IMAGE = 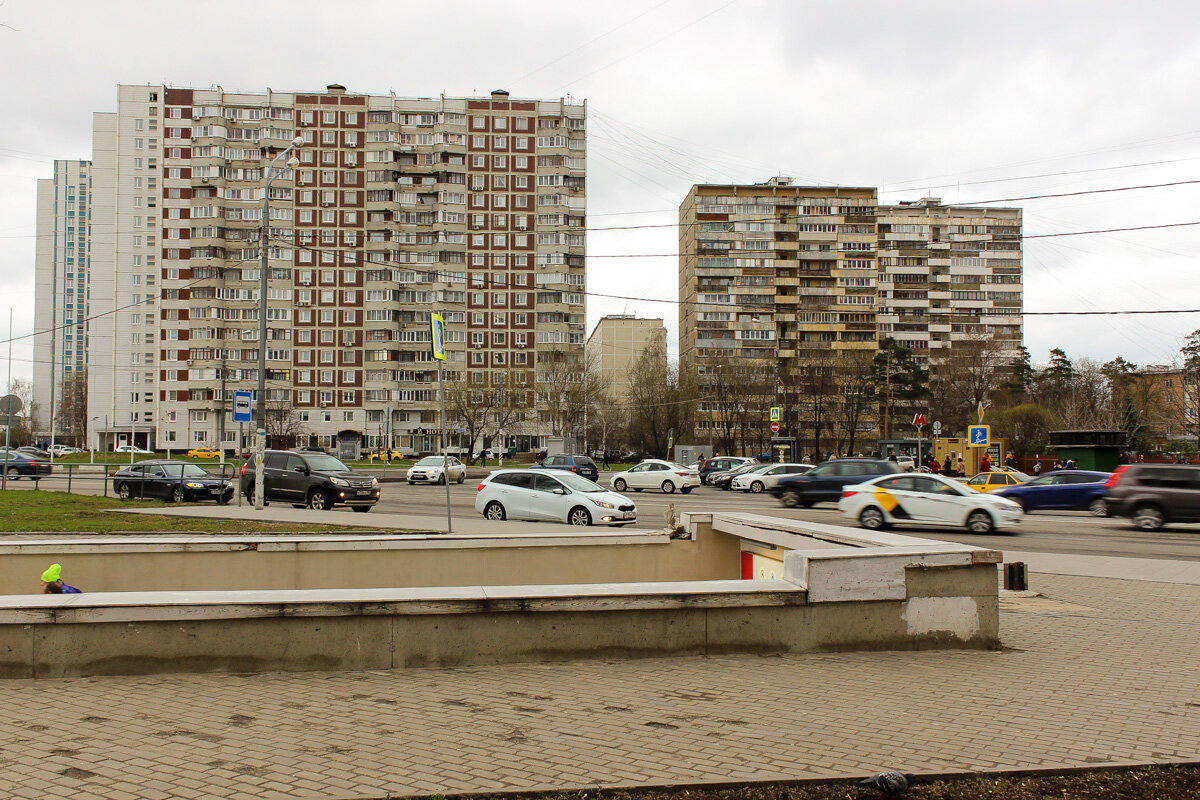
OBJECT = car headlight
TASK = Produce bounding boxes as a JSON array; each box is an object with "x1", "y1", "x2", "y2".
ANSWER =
[
  {"x1": 185, "y1": 482, "x2": 203, "y2": 488},
  {"x1": 590, "y1": 498, "x2": 615, "y2": 509},
  {"x1": 330, "y1": 477, "x2": 349, "y2": 487},
  {"x1": 371, "y1": 477, "x2": 379, "y2": 487}
]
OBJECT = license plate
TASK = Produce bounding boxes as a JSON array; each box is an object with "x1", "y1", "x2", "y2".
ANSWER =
[{"x1": 357, "y1": 490, "x2": 371, "y2": 495}]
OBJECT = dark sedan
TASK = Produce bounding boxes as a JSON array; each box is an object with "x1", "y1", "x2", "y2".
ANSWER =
[
  {"x1": 994, "y1": 470, "x2": 1111, "y2": 516},
  {"x1": 112, "y1": 460, "x2": 234, "y2": 503},
  {"x1": 1, "y1": 452, "x2": 53, "y2": 479}
]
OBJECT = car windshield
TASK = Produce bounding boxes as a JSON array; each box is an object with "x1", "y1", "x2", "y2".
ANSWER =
[
  {"x1": 731, "y1": 463, "x2": 760, "y2": 474},
  {"x1": 556, "y1": 473, "x2": 605, "y2": 492},
  {"x1": 304, "y1": 455, "x2": 350, "y2": 472},
  {"x1": 745, "y1": 464, "x2": 774, "y2": 474},
  {"x1": 161, "y1": 463, "x2": 213, "y2": 478},
  {"x1": 416, "y1": 457, "x2": 446, "y2": 466}
]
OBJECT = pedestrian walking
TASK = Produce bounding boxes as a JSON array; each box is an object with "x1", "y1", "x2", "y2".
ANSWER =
[
  {"x1": 980, "y1": 453, "x2": 992, "y2": 473},
  {"x1": 601, "y1": 449, "x2": 610, "y2": 469},
  {"x1": 1033, "y1": 461, "x2": 1042, "y2": 476},
  {"x1": 928, "y1": 457, "x2": 941, "y2": 474},
  {"x1": 41, "y1": 563, "x2": 82, "y2": 594},
  {"x1": 1005, "y1": 451, "x2": 1017, "y2": 469},
  {"x1": 956, "y1": 454, "x2": 965, "y2": 476}
]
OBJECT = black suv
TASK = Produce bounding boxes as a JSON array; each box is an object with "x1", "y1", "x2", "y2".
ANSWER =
[
  {"x1": 1104, "y1": 463, "x2": 1200, "y2": 530},
  {"x1": 770, "y1": 458, "x2": 901, "y2": 508},
  {"x1": 240, "y1": 450, "x2": 380, "y2": 511}
]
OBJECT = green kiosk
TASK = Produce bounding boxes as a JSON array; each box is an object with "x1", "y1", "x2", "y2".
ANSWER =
[{"x1": 1049, "y1": 430, "x2": 1125, "y2": 472}]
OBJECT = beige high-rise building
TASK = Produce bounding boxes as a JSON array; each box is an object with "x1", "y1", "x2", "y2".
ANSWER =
[
  {"x1": 78, "y1": 83, "x2": 586, "y2": 454},
  {"x1": 678, "y1": 179, "x2": 1023, "y2": 452},
  {"x1": 586, "y1": 315, "x2": 667, "y2": 400}
]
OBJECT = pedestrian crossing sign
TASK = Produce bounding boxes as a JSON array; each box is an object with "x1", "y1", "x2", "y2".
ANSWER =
[{"x1": 967, "y1": 424, "x2": 990, "y2": 447}]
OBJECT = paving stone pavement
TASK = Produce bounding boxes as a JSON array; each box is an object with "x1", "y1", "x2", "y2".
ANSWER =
[{"x1": 1, "y1": 573, "x2": 1198, "y2": 800}]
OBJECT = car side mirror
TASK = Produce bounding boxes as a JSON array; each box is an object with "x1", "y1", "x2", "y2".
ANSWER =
[
  {"x1": 552, "y1": 488, "x2": 566, "y2": 495},
  {"x1": 295, "y1": 465, "x2": 308, "y2": 474}
]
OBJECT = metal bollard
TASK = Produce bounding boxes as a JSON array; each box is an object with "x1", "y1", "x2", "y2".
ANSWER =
[
  {"x1": 1003, "y1": 561, "x2": 1028, "y2": 591},
  {"x1": 67, "y1": 465, "x2": 72, "y2": 494}
]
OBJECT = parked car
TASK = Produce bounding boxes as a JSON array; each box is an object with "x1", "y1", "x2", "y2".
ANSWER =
[
  {"x1": 698, "y1": 456, "x2": 755, "y2": 485},
  {"x1": 535, "y1": 454, "x2": 599, "y2": 482},
  {"x1": 1104, "y1": 463, "x2": 1200, "y2": 530},
  {"x1": 111, "y1": 460, "x2": 234, "y2": 503},
  {"x1": 708, "y1": 461, "x2": 768, "y2": 490},
  {"x1": 367, "y1": 450, "x2": 406, "y2": 463},
  {"x1": 893, "y1": 455, "x2": 916, "y2": 472},
  {"x1": 48, "y1": 445, "x2": 83, "y2": 457},
  {"x1": 186, "y1": 447, "x2": 222, "y2": 460},
  {"x1": 0, "y1": 452, "x2": 53, "y2": 479},
  {"x1": 731, "y1": 463, "x2": 813, "y2": 493},
  {"x1": 964, "y1": 470, "x2": 1025, "y2": 493},
  {"x1": 475, "y1": 469, "x2": 636, "y2": 526},
  {"x1": 240, "y1": 449, "x2": 380, "y2": 511},
  {"x1": 839, "y1": 472, "x2": 1023, "y2": 534},
  {"x1": 994, "y1": 470, "x2": 1110, "y2": 515},
  {"x1": 16, "y1": 446, "x2": 51, "y2": 460},
  {"x1": 770, "y1": 458, "x2": 902, "y2": 508},
  {"x1": 407, "y1": 455, "x2": 466, "y2": 485},
  {"x1": 609, "y1": 459, "x2": 700, "y2": 494},
  {"x1": 115, "y1": 445, "x2": 154, "y2": 454}
]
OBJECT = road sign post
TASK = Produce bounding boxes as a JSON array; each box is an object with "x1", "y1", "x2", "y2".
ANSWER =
[
  {"x1": 770, "y1": 421, "x2": 780, "y2": 433},
  {"x1": 431, "y1": 312, "x2": 451, "y2": 534},
  {"x1": 769, "y1": 407, "x2": 781, "y2": 423},
  {"x1": 967, "y1": 424, "x2": 991, "y2": 447}
]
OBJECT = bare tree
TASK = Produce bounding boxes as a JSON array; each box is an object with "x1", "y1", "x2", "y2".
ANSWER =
[
  {"x1": 624, "y1": 342, "x2": 698, "y2": 459},
  {"x1": 446, "y1": 371, "x2": 524, "y2": 460},
  {"x1": 832, "y1": 349, "x2": 877, "y2": 456},
  {"x1": 264, "y1": 398, "x2": 308, "y2": 449},
  {"x1": 928, "y1": 334, "x2": 1007, "y2": 436},
  {"x1": 536, "y1": 348, "x2": 604, "y2": 445},
  {"x1": 57, "y1": 370, "x2": 89, "y2": 446},
  {"x1": 703, "y1": 352, "x2": 775, "y2": 455},
  {"x1": 781, "y1": 351, "x2": 838, "y2": 458}
]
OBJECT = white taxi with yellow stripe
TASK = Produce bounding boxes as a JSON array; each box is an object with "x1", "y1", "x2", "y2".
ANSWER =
[{"x1": 838, "y1": 472, "x2": 1023, "y2": 534}]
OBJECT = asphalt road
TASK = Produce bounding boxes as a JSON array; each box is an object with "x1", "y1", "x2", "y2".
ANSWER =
[{"x1": 9, "y1": 469, "x2": 1200, "y2": 561}]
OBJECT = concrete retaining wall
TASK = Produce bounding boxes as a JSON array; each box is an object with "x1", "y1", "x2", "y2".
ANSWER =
[
  {"x1": 0, "y1": 515, "x2": 1002, "y2": 678},
  {"x1": 0, "y1": 530, "x2": 742, "y2": 594}
]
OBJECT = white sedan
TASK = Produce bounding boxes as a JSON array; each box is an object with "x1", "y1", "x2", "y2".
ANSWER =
[
  {"x1": 838, "y1": 472, "x2": 1023, "y2": 534},
  {"x1": 475, "y1": 469, "x2": 636, "y2": 526},
  {"x1": 731, "y1": 463, "x2": 812, "y2": 493},
  {"x1": 115, "y1": 445, "x2": 154, "y2": 454},
  {"x1": 407, "y1": 455, "x2": 466, "y2": 485},
  {"x1": 609, "y1": 459, "x2": 701, "y2": 494}
]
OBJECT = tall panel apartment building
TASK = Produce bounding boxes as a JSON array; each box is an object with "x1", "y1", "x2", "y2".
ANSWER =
[
  {"x1": 84, "y1": 84, "x2": 585, "y2": 452},
  {"x1": 678, "y1": 179, "x2": 1023, "y2": 449},
  {"x1": 876, "y1": 198, "x2": 1023, "y2": 360},
  {"x1": 586, "y1": 315, "x2": 667, "y2": 401},
  {"x1": 33, "y1": 160, "x2": 92, "y2": 442}
]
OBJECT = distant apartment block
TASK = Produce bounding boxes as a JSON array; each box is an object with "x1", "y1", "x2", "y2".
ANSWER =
[
  {"x1": 33, "y1": 159, "x2": 92, "y2": 440},
  {"x1": 585, "y1": 315, "x2": 667, "y2": 401},
  {"x1": 76, "y1": 84, "x2": 585, "y2": 452},
  {"x1": 678, "y1": 178, "x2": 1023, "y2": 448}
]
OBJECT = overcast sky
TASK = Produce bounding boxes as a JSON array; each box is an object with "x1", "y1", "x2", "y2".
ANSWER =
[{"x1": 3, "y1": 0, "x2": 1200, "y2": 387}]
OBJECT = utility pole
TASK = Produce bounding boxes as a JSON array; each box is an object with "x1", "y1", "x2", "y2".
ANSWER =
[{"x1": 254, "y1": 136, "x2": 303, "y2": 510}]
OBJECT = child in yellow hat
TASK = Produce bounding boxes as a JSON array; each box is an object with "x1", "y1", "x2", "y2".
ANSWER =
[{"x1": 40, "y1": 563, "x2": 82, "y2": 594}]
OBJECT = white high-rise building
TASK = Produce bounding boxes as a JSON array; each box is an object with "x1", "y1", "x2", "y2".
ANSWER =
[
  {"x1": 75, "y1": 84, "x2": 587, "y2": 453},
  {"x1": 33, "y1": 159, "x2": 93, "y2": 445}
]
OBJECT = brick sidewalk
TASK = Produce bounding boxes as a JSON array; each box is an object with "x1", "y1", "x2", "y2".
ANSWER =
[{"x1": 1, "y1": 574, "x2": 1198, "y2": 800}]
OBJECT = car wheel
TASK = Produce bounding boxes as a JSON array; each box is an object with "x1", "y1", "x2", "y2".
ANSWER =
[
  {"x1": 750, "y1": 481, "x2": 765, "y2": 494},
  {"x1": 661, "y1": 480, "x2": 676, "y2": 494},
  {"x1": 1088, "y1": 498, "x2": 1108, "y2": 517},
  {"x1": 859, "y1": 506, "x2": 887, "y2": 530},
  {"x1": 307, "y1": 489, "x2": 332, "y2": 510},
  {"x1": 171, "y1": 486, "x2": 185, "y2": 503},
  {"x1": 680, "y1": 487, "x2": 692, "y2": 494},
  {"x1": 568, "y1": 506, "x2": 592, "y2": 526},
  {"x1": 457, "y1": 473, "x2": 465, "y2": 484},
  {"x1": 117, "y1": 482, "x2": 132, "y2": 500},
  {"x1": 484, "y1": 501, "x2": 506, "y2": 521},
  {"x1": 1133, "y1": 504, "x2": 1164, "y2": 531},
  {"x1": 407, "y1": 480, "x2": 415, "y2": 485},
  {"x1": 438, "y1": 473, "x2": 447, "y2": 485},
  {"x1": 780, "y1": 489, "x2": 801, "y2": 508},
  {"x1": 613, "y1": 478, "x2": 627, "y2": 491},
  {"x1": 966, "y1": 510, "x2": 994, "y2": 534},
  {"x1": 352, "y1": 506, "x2": 371, "y2": 513}
]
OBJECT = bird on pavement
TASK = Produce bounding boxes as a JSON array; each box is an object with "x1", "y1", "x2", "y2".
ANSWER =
[{"x1": 859, "y1": 770, "x2": 916, "y2": 796}]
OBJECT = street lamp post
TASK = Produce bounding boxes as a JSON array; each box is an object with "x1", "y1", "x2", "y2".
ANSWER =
[{"x1": 254, "y1": 136, "x2": 303, "y2": 510}]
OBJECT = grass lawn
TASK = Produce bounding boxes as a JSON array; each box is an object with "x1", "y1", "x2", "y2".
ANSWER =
[{"x1": 0, "y1": 492, "x2": 369, "y2": 534}]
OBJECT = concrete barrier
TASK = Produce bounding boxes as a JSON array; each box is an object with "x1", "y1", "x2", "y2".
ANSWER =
[{"x1": 0, "y1": 514, "x2": 1002, "y2": 678}]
